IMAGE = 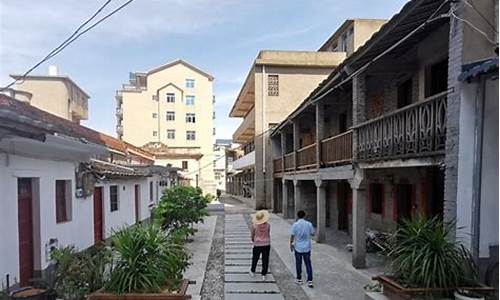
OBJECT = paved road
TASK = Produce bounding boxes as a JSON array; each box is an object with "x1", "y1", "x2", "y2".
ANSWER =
[{"x1": 224, "y1": 213, "x2": 285, "y2": 300}]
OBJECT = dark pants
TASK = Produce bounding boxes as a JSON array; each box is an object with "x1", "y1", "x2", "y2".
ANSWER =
[
  {"x1": 251, "y1": 245, "x2": 270, "y2": 275},
  {"x1": 295, "y1": 251, "x2": 313, "y2": 281}
]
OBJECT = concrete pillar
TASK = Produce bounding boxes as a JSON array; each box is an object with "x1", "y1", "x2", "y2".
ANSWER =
[
  {"x1": 349, "y1": 169, "x2": 367, "y2": 269},
  {"x1": 352, "y1": 75, "x2": 367, "y2": 160},
  {"x1": 280, "y1": 132, "x2": 286, "y2": 171},
  {"x1": 316, "y1": 101, "x2": 325, "y2": 169},
  {"x1": 293, "y1": 179, "x2": 302, "y2": 218},
  {"x1": 282, "y1": 179, "x2": 289, "y2": 218},
  {"x1": 315, "y1": 179, "x2": 326, "y2": 243}
]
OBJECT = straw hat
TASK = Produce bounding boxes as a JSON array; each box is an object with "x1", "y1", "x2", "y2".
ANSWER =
[{"x1": 252, "y1": 210, "x2": 270, "y2": 225}]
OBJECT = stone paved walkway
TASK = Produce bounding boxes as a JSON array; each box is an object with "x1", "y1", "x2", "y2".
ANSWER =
[{"x1": 224, "y1": 214, "x2": 285, "y2": 300}]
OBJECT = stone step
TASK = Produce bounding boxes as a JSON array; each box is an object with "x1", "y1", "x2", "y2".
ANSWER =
[
  {"x1": 225, "y1": 273, "x2": 275, "y2": 283},
  {"x1": 225, "y1": 294, "x2": 284, "y2": 300},
  {"x1": 226, "y1": 266, "x2": 272, "y2": 274},
  {"x1": 225, "y1": 282, "x2": 281, "y2": 294},
  {"x1": 226, "y1": 254, "x2": 253, "y2": 259},
  {"x1": 225, "y1": 259, "x2": 256, "y2": 266}
]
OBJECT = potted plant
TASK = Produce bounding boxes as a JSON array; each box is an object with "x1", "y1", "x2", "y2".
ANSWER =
[
  {"x1": 89, "y1": 223, "x2": 191, "y2": 300},
  {"x1": 371, "y1": 216, "x2": 495, "y2": 300}
]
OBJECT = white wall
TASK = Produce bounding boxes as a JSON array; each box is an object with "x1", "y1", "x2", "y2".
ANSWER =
[
  {"x1": 0, "y1": 153, "x2": 93, "y2": 283},
  {"x1": 0, "y1": 153, "x2": 159, "y2": 286}
]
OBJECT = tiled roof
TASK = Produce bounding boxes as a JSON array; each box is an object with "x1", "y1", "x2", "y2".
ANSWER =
[
  {"x1": 91, "y1": 160, "x2": 148, "y2": 178},
  {"x1": 0, "y1": 94, "x2": 154, "y2": 161},
  {"x1": 459, "y1": 57, "x2": 499, "y2": 82}
]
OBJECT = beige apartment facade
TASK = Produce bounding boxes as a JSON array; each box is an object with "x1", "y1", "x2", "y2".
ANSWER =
[
  {"x1": 10, "y1": 67, "x2": 89, "y2": 124},
  {"x1": 116, "y1": 60, "x2": 216, "y2": 194}
]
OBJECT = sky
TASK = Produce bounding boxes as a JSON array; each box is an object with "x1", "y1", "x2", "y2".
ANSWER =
[{"x1": 0, "y1": 0, "x2": 408, "y2": 140}]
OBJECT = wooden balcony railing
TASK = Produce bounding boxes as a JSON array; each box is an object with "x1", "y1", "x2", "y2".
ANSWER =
[
  {"x1": 297, "y1": 143, "x2": 317, "y2": 169},
  {"x1": 284, "y1": 152, "x2": 295, "y2": 171},
  {"x1": 273, "y1": 157, "x2": 283, "y2": 173},
  {"x1": 355, "y1": 91, "x2": 447, "y2": 161},
  {"x1": 321, "y1": 130, "x2": 353, "y2": 165}
]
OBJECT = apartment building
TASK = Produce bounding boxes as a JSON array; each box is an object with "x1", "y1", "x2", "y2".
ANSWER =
[
  {"x1": 227, "y1": 20, "x2": 386, "y2": 209},
  {"x1": 213, "y1": 139, "x2": 232, "y2": 192},
  {"x1": 116, "y1": 60, "x2": 216, "y2": 194},
  {"x1": 10, "y1": 66, "x2": 89, "y2": 124},
  {"x1": 270, "y1": 0, "x2": 498, "y2": 277}
]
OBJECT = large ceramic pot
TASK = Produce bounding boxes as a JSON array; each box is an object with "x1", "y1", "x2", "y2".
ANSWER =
[
  {"x1": 10, "y1": 287, "x2": 49, "y2": 300},
  {"x1": 88, "y1": 279, "x2": 191, "y2": 300}
]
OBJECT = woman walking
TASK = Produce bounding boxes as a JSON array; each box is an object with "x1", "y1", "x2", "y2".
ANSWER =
[{"x1": 249, "y1": 210, "x2": 271, "y2": 280}]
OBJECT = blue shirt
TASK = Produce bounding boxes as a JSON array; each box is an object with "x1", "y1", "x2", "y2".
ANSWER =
[{"x1": 290, "y1": 219, "x2": 315, "y2": 253}]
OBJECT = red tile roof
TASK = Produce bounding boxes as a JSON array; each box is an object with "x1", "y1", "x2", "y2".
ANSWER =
[{"x1": 0, "y1": 94, "x2": 154, "y2": 162}]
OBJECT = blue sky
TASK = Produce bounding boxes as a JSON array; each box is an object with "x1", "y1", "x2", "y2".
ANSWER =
[{"x1": 0, "y1": 0, "x2": 407, "y2": 140}]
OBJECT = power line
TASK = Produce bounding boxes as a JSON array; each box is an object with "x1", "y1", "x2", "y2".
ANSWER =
[{"x1": 1, "y1": 0, "x2": 135, "y2": 91}]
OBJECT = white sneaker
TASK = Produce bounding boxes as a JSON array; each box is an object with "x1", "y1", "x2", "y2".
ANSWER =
[
  {"x1": 307, "y1": 281, "x2": 314, "y2": 288},
  {"x1": 262, "y1": 275, "x2": 267, "y2": 280},
  {"x1": 249, "y1": 271, "x2": 255, "y2": 278},
  {"x1": 295, "y1": 279, "x2": 303, "y2": 285}
]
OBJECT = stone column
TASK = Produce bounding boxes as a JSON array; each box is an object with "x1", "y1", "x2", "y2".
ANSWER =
[
  {"x1": 316, "y1": 101, "x2": 325, "y2": 169},
  {"x1": 282, "y1": 179, "x2": 289, "y2": 218},
  {"x1": 315, "y1": 178, "x2": 326, "y2": 243},
  {"x1": 349, "y1": 169, "x2": 367, "y2": 269},
  {"x1": 293, "y1": 179, "x2": 302, "y2": 217}
]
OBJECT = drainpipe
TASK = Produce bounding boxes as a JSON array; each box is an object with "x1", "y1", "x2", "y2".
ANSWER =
[
  {"x1": 262, "y1": 65, "x2": 267, "y2": 174},
  {"x1": 471, "y1": 78, "x2": 486, "y2": 260}
]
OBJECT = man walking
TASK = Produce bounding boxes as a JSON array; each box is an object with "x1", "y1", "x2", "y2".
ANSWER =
[{"x1": 290, "y1": 210, "x2": 315, "y2": 287}]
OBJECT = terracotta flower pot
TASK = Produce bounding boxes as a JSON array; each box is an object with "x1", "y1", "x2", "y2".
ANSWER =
[{"x1": 88, "y1": 279, "x2": 191, "y2": 300}]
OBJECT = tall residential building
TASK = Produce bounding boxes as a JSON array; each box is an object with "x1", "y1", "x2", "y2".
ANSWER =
[
  {"x1": 227, "y1": 19, "x2": 387, "y2": 209},
  {"x1": 116, "y1": 60, "x2": 216, "y2": 194},
  {"x1": 9, "y1": 66, "x2": 89, "y2": 124},
  {"x1": 213, "y1": 139, "x2": 232, "y2": 192}
]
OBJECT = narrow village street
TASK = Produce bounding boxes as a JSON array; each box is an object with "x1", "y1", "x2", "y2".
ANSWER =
[{"x1": 189, "y1": 195, "x2": 377, "y2": 300}]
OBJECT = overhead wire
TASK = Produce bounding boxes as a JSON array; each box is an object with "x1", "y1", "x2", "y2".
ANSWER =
[{"x1": 1, "y1": 0, "x2": 135, "y2": 91}]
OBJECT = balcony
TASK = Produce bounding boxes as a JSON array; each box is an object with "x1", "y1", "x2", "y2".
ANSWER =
[
  {"x1": 233, "y1": 108, "x2": 255, "y2": 144},
  {"x1": 320, "y1": 130, "x2": 352, "y2": 165},
  {"x1": 233, "y1": 150, "x2": 255, "y2": 170},
  {"x1": 116, "y1": 125, "x2": 123, "y2": 136},
  {"x1": 116, "y1": 107, "x2": 123, "y2": 118},
  {"x1": 273, "y1": 157, "x2": 283, "y2": 173},
  {"x1": 355, "y1": 92, "x2": 447, "y2": 162},
  {"x1": 297, "y1": 143, "x2": 316, "y2": 169},
  {"x1": 284, "y1": 152, "x2": 294, "y2": 171}
]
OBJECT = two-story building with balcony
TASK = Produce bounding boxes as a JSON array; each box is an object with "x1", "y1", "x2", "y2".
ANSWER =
[
  {"x1": 228, "y1": 20, "x2": 387, "y2": 209},
  {"x1": 270, "y1": 0, "x2": 498, "y2": 273}
]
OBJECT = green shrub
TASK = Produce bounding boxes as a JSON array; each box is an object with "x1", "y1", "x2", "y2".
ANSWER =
[
  {"x1": 105, "y1": 224, "x2": 190, "y2": 294},
  {"x1": 51, "y1": 243, "x2": 112, "y2": 300},
  {"x1": 387, "y1": 216, "x2": 478, "y2": 290},
  {"x1": 153, "y1": 186, "x2": 210, "y2": 235}
]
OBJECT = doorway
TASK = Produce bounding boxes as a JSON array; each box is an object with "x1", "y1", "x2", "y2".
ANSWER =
[
  {"x1": 396, "y1": 183, "x2": 413, "y2": 222},
  {"x1": 134, "y1": 185, "x2": 141, "y2": 223},
  {"x1": 337, "y1": 181, "x2": 350, "y2": 231},
  {"x1": 17, "y1": 178, "x2": 34, "y2": 286},
  {"x1": 93, "y1": 187, "x2": 104, "y2": 243}
]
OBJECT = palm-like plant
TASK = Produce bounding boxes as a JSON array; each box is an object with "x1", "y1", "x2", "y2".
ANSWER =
[
  {"x1": 105, "y1": 224, "x2": 190, "y2": 294},
  {"x1": 388, "y1": 216, "x2": 478, "y2": 290}
]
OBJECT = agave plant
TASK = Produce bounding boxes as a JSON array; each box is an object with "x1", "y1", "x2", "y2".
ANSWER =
[
  {"x1": 387, "y1": 216, "x2": 478, "y2": 290},
  {"x1": 105, "y1": 224, "x2": 190, "y2": 294}
]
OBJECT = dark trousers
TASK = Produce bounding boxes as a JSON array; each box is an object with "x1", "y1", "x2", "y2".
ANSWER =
[
  {"x1": 295, "y1": 251, "x2": 313, "y2": 281},
  {"x1": 251, "y1": 245, "x2": 270, "y2": 275}
]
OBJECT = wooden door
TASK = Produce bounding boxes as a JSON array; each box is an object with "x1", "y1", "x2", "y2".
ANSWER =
[
  {"x1": 134, "y1": 185, "x2": 140, "y2": 223},
  {"x1": 337, "y1": 182, "x2": 349, "y2": 231},
  {"x1": 396, "y1": 184, "x2": 413, "y2": 222},
  {"x1": 93, "y1": 187, "x2": 104, "y2": 243},
  {"x1": 17, "y1": 178, "x2": 33, "y2": 286}
]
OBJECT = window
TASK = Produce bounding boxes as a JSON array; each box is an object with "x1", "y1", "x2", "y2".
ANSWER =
[
  {"x1": 55, "y1": 180, "x2": 71, "y2": 223},
  {"x1": 186, "y1": 113, "x2": 196, "y2": 123},
  {"x1": 166, "y1": 111, "x2": 175, "y2": 121},
  {"x1": 152, "y1": 131, "x2": 158, "y2": 137},
  {"x1": 370, "y1": 183, "x2": 384, "y2": 215},
  {"x1": 167, "y1": 129, "x2": 175, "y2": 139},
  {"x1": 166, "y1": 93, "x2": 175, "y2": 103},
  {"x1": 186, "y1": 79, "x2": 195, "y2": 88},
  {"x1": 182, "y1": 161, "x2": 188, "y2": 170},
  {"x1": 186, "y1": 95, "x2": 195, "y2": 106},
  {"x1": 425, "y1": 59, "x2": 448, "y2": 97},
  {"x1": 213, "y1": 127, "x2": 216, "y2": 135},
  {"x1": 110, "y1": 185, "x2": 119, "y2": 212},
  {"x1": 397, "y1": 78, "x2": 413, "y2": 108},
  {"x1": 268, "y1": 75, "x2": 279, "y2": 96},
  {"x1": 341, "y1": 32, "x2": 348, "y2": 51},
  {"x1": 213, "y1": 111, "x2": 216, "y2": 119},
  {"x1": 186, "y1": 130, "x2": 196, "y2": 141},
  {"x1": 149, "y1": 181, "x2": 153, "y2": 202},
  {"x1": 152, "y1": 113, "x2": 158, "y2": 119}
]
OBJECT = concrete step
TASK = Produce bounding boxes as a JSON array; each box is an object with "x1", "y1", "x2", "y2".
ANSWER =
[
  {"x1": 225, "y1": 282, "x2": 281, "y2": 294},
  {"x1": 226, "y1": 273, "x2": 275, "y2": 282},
  {"x1": 225, "y1": 295, "x2": 284, "y2": 300}
]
